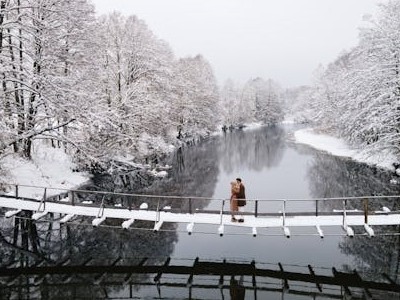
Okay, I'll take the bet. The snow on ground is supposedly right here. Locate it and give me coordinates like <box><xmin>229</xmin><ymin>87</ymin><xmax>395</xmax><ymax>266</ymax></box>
<box><xmin>243</xmin><ymin>122</ymin><xmax>263</xmax><ymax>130</ymax></box>
<box><xmin>1</xmin><ymin>144</ymin><xmax>91</xmax><ymax>198</ymax></box>
<box><xmin>0</xmin><ymin>142</ymin><xmax>170</xmax><ymax>199</ymax></box>
<box><xmin>294</xmin><ymin>128</ymin><xmax>398</xmax><ymax>172</ymax></box>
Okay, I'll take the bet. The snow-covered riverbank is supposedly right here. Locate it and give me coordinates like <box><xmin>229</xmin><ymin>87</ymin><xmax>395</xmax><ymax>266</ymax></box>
<box><xmin>2</xmin><ymin>125</ymin><xmax>398</xmax><ymax>199</ymax></box>
<box><xmin>1</xmin><ymin>145</ymin><xmax>91</xmax><ymax>198</ymax></box>
<box><xmin>294</xmin><ymin>128</ymin><xmax>399</xmax><ymax>173</ymax></box>
<box><xmin>0</xmin><ymin>144</ymin><xmax>169</xmax><ymax>198</ymax></box>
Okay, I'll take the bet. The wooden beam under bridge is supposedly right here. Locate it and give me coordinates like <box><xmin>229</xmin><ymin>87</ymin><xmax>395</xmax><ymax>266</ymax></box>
<box><xmin>0</xmin><ymin>258</ymin><xmax>399</xmax><ymax>295</ymax></box>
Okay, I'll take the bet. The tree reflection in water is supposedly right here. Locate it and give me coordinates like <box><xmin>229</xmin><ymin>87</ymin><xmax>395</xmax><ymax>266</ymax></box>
<box><xmin>0</xmin><ymin>130</ymin><xmax>225</xmax><ymax>299</ymax></box>
<box><xmin>219</xmin><ymin>125</ymin><xmax>285</xmax><ymax>173</ymax></box>
<box><xmin>0</xmin><ymin>211</ymin><xmax>179</xmax><ymax>298</ymax></box>
<box><xmin>307</xmin><ymin>153</ymin><xmax>400</xmax><ymax>282</ymax></box>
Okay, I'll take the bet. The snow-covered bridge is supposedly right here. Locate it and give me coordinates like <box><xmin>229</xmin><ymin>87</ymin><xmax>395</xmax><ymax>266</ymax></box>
<box><xmin>0</xmin><ymin>184</ymin><xmax>399</xmax><ymax>238</ymax></box>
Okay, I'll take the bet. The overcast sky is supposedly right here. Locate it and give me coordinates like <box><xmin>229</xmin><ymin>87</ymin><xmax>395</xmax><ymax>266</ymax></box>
<box><xmin>90</xmin><ymin>0</ymin><xmax>382</xmax><ymax>88</ymax></box>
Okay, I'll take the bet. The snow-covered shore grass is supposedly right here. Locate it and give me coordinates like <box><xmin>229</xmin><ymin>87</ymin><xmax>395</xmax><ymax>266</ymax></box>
<box><xmin>0</xmin><ymin>144</ymin><xmax>91</xmax><ymax>198</ymax></box>
<box><xmin>0</xmin><ymin>142</ymin><xmax>171</xmax><ymax>199</ymax></box>
<box><xmin>294</xmin><ymin>128</ymin><xmax>399</xmax><ymax>173</ymax></box>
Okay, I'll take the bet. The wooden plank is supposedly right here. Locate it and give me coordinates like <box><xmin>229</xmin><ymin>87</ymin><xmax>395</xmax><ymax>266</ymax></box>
<box><xmin>5</xmin><ymin>209</ymin><xmax>22</xmax><ymax>218</ymax></box>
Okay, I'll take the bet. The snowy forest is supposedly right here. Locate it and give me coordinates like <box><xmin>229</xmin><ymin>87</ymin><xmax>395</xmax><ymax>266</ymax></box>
<box><xmin>0</xmin><ymin>0</ymin><xmax>284</xmax><ymax>173</ymax></box>
<box><xmin>1</xmin><ymin>0</ymin><xmax>400</xmax><ymax>175</ymax></box>
<box><xmin>288</xmin><ymin>0</ymin><xmax>400</xmax><ymax>165</ymax></box>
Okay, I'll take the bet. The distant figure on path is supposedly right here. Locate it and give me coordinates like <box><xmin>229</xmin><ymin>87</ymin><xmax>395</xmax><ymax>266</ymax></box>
<box><xmin>230</xmin><ymin>178</ymin><xmax>246</xmax><ymax>222</ymax></box>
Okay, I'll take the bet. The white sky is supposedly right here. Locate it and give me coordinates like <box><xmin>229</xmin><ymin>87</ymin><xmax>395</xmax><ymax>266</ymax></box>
<box><xmin>93</xmin><ymin>0</ymin><xmax>380</xmax><ymax>87</ymax></box>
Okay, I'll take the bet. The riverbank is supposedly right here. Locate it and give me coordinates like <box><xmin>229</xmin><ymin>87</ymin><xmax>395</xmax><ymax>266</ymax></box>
<box><xmin>0</xmin><ymin>145</ymin><xmax>91</xmax><ymax>198</ymax></box>
<box><xmin>0</xmin><ymin>123</ymin><xmax>259</xmax><ymax>197</ymax></box>
<box><xmin>294</xmin><ymin>128</ymin><xmax>399</xmax><ymax>174</ymax></box>
<box><xmin>3</xmin><ymin>123</ymin><xmax>397</xmax><ymax>199</ymax></box>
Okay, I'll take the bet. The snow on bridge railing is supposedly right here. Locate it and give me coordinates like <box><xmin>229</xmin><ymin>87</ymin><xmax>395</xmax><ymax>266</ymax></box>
<box><xmin>1</xmin><ymin>183</ymin><xmax>400</xmax><ymax>237</ymax></box>
<box><xmin>1</xmin><ymin>183</ymin><xmax>399</xmax><ymax>218</ymax></box>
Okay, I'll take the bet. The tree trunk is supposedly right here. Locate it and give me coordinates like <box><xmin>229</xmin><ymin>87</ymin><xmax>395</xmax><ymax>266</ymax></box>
<box><xmin>17</xmin><ymin>0</ymin><xmax>25</xmax><ymax>148</ymax></box>
<box><xmin>24</xmin><ymin>6</ymin><xmax>44</xmax><ymax>158</ymax></box>
<box><xmin>0</xmin><ymin>0</ymin><xmax>17</xmax><ymax>152</ymax></box>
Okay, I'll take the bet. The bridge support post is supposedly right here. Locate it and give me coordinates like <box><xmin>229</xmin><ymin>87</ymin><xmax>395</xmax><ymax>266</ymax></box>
<box><xmin>219</xmin><ymin>200</ymin><xmax>225</xmax><ymax>225</ymax></box>
<box><xmin>316</xmin><ymin>225</ymin><xmax>324</xmax><ymax>238</ymax></box>
<box><xmin>187</xmin><ymin>222</ymin><xmax>194</xmax><ymax>235</ymax></box>
<box><xmin>363</xmin><ymin>198</ymin><xmax>368</xmax><ymax>224</ymax></box>
<box><xmin>218</xmin><ymin>225</ymin><xmax>224</xmax><ymax>237</ymax></box>
<box><xmin>156</xmin><ymin>199</ymin><xmax>160</xmax><ymax>222</ymax></box>
<box><xmin>68</xmin><ymin>191</ymin><xmax>75</xmax><ymax>206</ymax></box>
<box><xmin>364</xmin><ymin>224</ymin><xmax>374</xmax><ymax>237</ymax></box>
<box><xmin>282</xmin><ymin>200</ymin><xmax>286</xmax><ymax>226</ymax></box>
<box><xmin>37</xmin><ymin>188</ymin><xmax>47</xmax><ymax>213</ymax></box>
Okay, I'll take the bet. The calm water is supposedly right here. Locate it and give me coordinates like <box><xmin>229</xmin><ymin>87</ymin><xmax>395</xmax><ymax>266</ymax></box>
<box><xmin>138</xmin><ymin>124</ymin><xmax>400</xmax><ymax>298</ymax></box>
<box><xmin>1</xmin><ymin>124</ymin><xmax>399</xmax><ymax>299</ymax></box>
<box><xmin>172</xmin><ymin>125</ymin><xmax>353</xmax><ymax>265</ymax></box>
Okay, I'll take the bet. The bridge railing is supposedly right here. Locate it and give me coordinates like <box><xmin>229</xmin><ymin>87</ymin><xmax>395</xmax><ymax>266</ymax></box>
<box><xmin>1</xmin><ymin>183</ymin><xmax>400</xmax><ymax>220</ymax></box>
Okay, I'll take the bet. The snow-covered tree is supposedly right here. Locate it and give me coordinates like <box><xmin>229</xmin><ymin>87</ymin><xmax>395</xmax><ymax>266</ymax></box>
<box><xmin>69</xmin><ymin>12</ymin><xmax>178</xmax><ymax>166</ymax></box>
<box><xmin>283</xmin><ymin>85</ymin><xmax>314</xmax><ymax>123</ymax></box>
<box><xmin>0</xmin><ymin>0</ymin><xmax>95</xmax><ymax>158</ymax></box>
<box><xmin>297</xmin><ymin>0</ymin><xmax>400</xmax><ymax>163</ymax></box>
<box><xmin>219</xmin><ymin>79</ymin><xmax>238</xmax><ymax>127</ymax></box>
<box><xmin>0</xmin><ymin>3</ymin><xmax>224</xmax><ymax>171</ymax></box>
<box><xmin>245</xmin><ymin>77</ymin><xmax>284</xmax><ymax>125</ymax></box>
<box><xmin>219</xmin><ymin>77</ymin><xmax>284</xmax><ymax>127</ymax></box>
<box><xmin>172</xmin><ymin>55</ymin><xmax>220</xmax><ymax>139</ymax></box>
<box><xmin>346</xmin><ymin>0</ymin><xmax>400</xmax><ymax>157</ymax></box>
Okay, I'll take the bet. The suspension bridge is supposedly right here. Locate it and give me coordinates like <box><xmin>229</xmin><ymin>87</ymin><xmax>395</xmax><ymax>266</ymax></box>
<box><xmin>0</xmin><ymin>184</ymin><xmax>399</xmax><ymax>238</ymax></box>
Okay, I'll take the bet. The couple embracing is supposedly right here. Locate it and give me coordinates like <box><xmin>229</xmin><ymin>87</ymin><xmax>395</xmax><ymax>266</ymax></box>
<box><xmin>230</xmin><ymin>178</ymin><xmax>246</xmax><ymax>222</ymax></box>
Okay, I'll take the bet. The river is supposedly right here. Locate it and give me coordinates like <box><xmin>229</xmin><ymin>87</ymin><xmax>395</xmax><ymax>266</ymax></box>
<box><xmin>1</xmin><ymin>124</ymin><xmax>399</xmax><ymax>299</ymax></box>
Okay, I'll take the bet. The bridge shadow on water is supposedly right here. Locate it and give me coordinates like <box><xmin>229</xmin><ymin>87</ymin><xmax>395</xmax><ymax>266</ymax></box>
<box><xmin>1</xmin><ymin>254</ymin><xmax>400</xmax><ymax>299</ymax></box>
<box><xmin>0</xmin><ymin>211</ymin><xmax>399</xmax><ymax>300</ymax></box>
